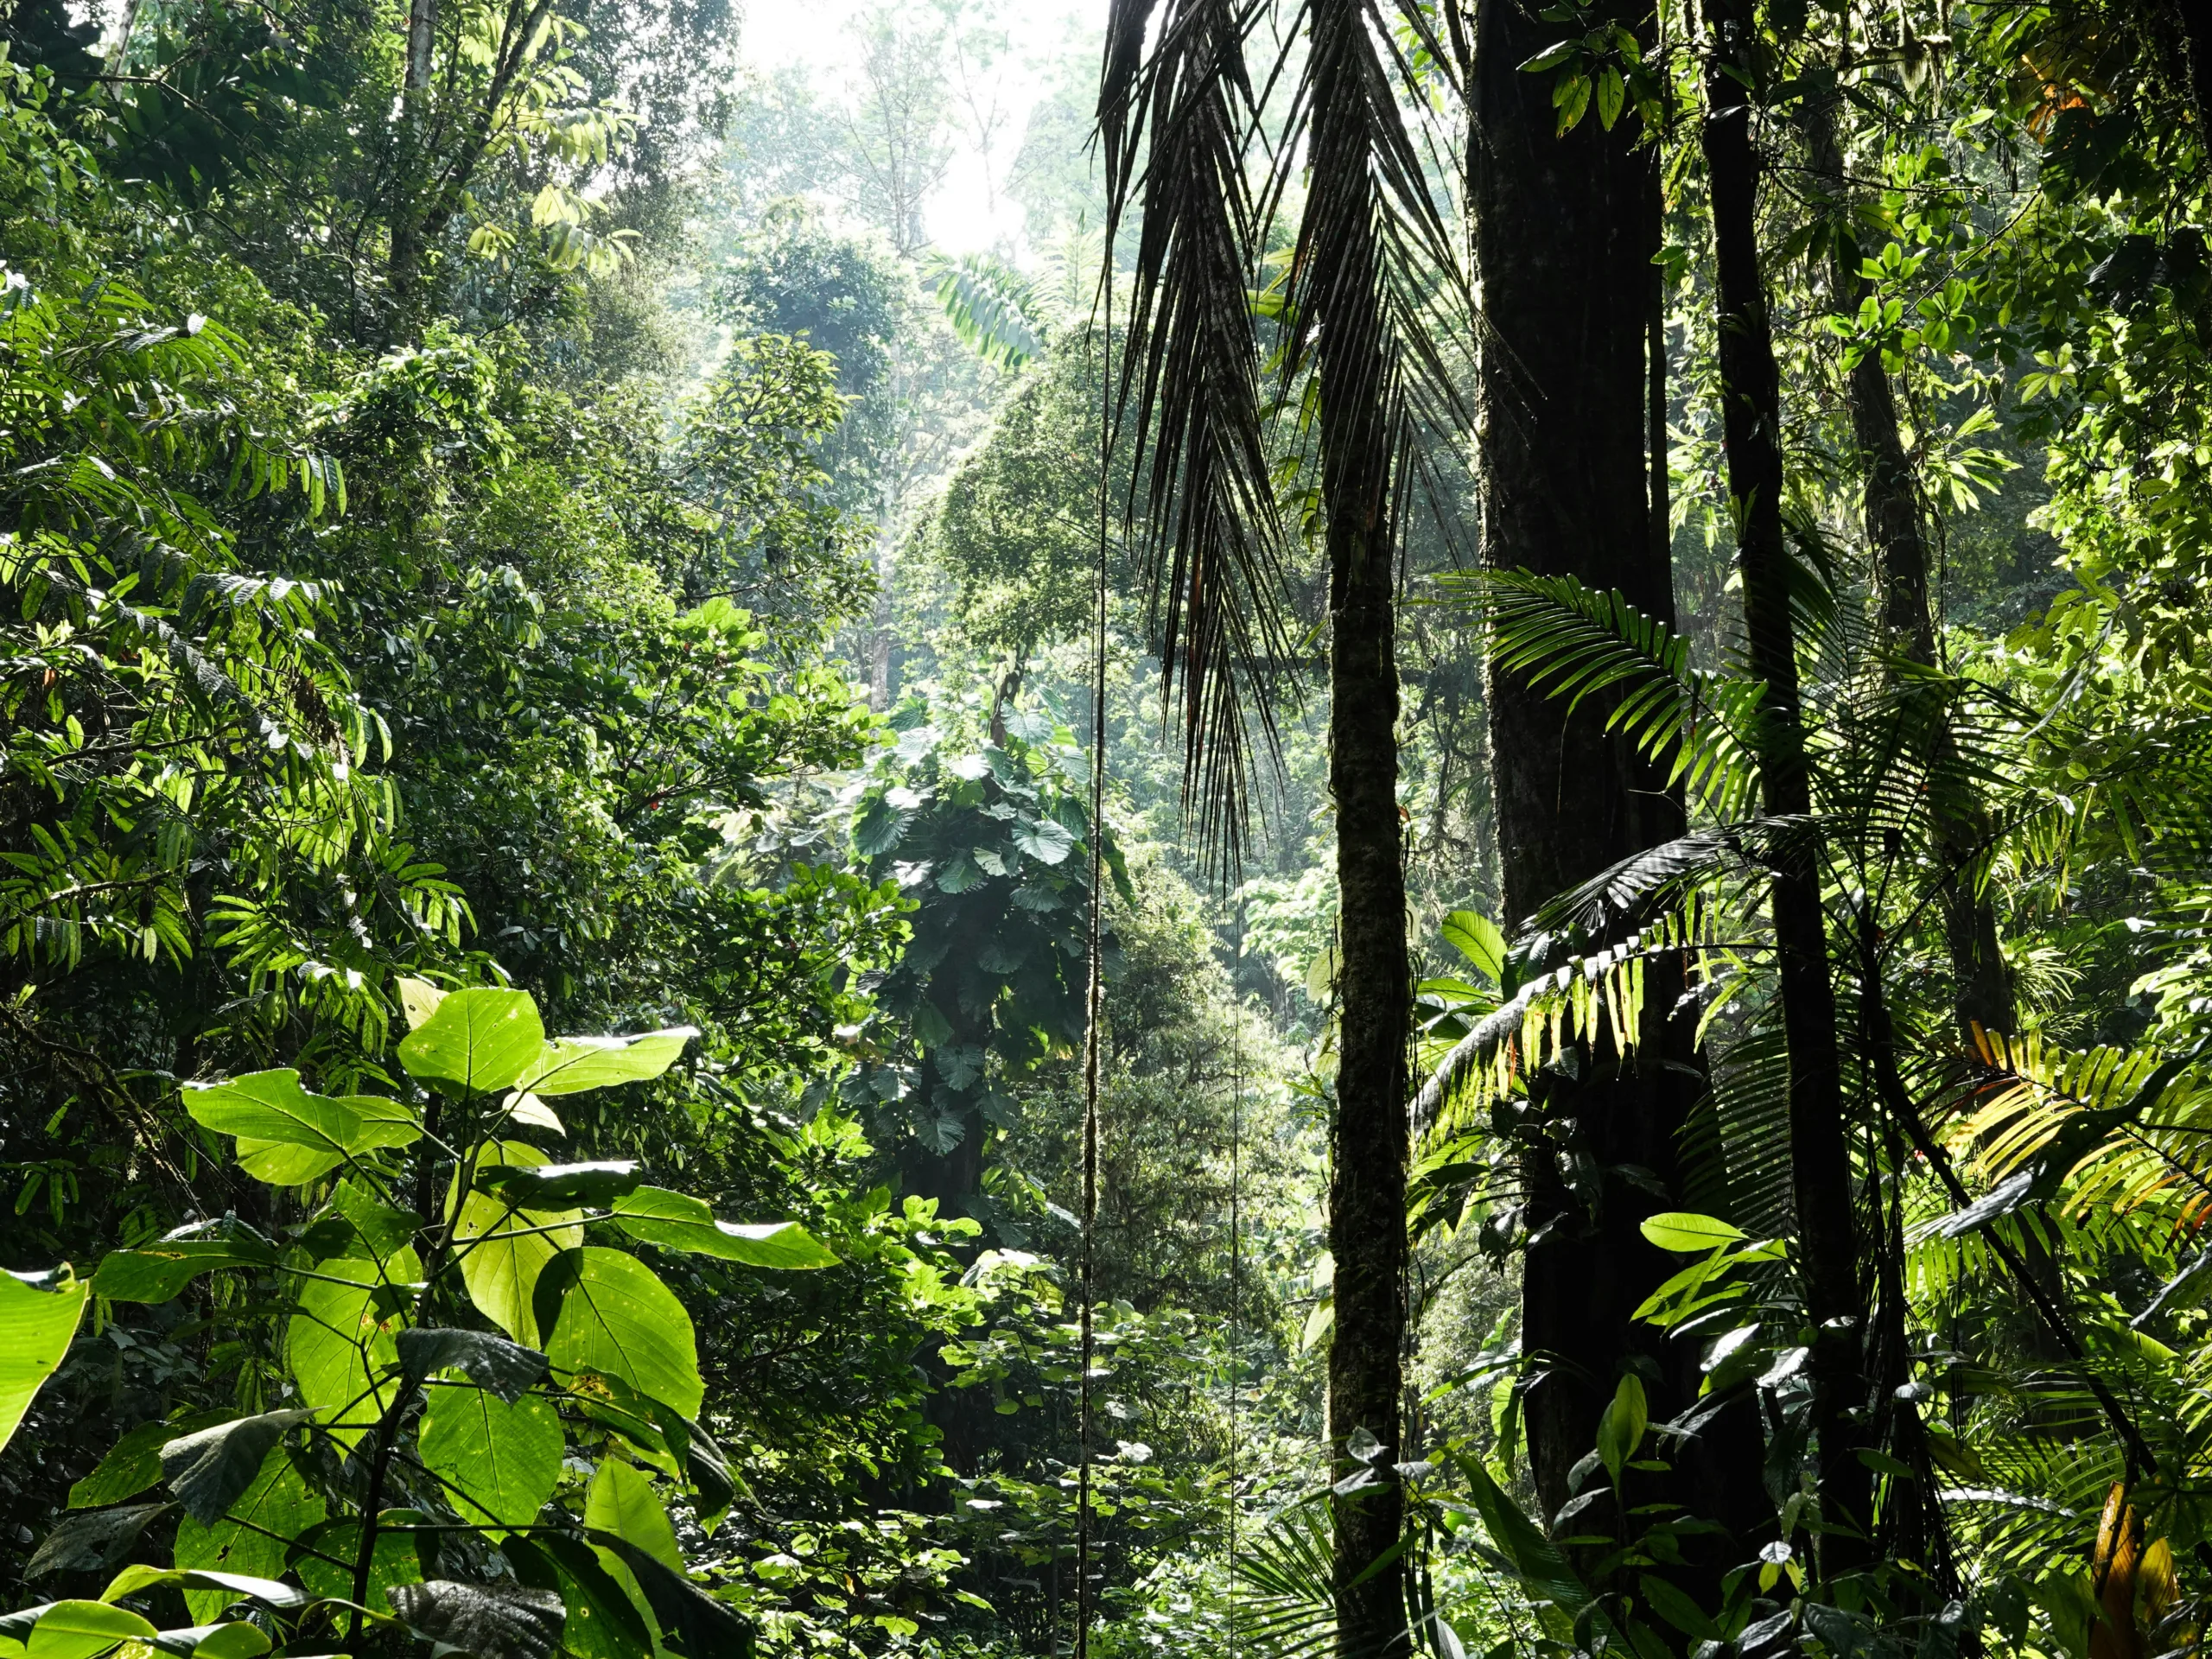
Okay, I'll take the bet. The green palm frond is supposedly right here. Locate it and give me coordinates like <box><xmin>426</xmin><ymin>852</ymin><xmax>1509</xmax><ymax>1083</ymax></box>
<box><xmin>1941</xmin><ymin>1029</ymin><xmax>2212</xmax><ymax>1234</ymax></box>
<box><xmin>1234</xmin><ymin>1497</ymin><xmax>1337</xmax><ymax>1657</ymax></box>
<box><xmin>1099</xmin><ymin>0</ymin><xmax>1294</xmax><ymax>865</ymax></box>
<box><xmin>1450</xmin><ymin>569</ymin><xmax>1766</xmax><ymax>818</ymax></box>
<box><xmin>923</xmin><ymin>251</ymin><xmax>1051</xmax><ymax>372</ymax></box>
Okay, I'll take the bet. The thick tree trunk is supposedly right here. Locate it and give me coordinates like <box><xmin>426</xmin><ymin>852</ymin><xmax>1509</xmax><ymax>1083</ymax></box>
<box><xmin>1696</xmin><ymin>0</ymin><xmax>1870</xmax><ymax>1573</ymax></box>
<box><xmin>1311</xmin><ymin>6</ymin><xmax>1410</xmax><ymax>1653</ymax></box>
<box><xmin>1472</xmin><ymin>0</ymin><xmax>1765</xmax><ymax>1580</ymax></box>
<box><xmin>1804</xmin><ymin>89</ymin><xmax>2012</xmax><ymax>1043</ymax></box>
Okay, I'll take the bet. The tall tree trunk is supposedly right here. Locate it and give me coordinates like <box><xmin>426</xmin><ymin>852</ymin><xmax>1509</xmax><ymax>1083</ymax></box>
<box><xmin>1473</xmin><ymin>0</ymin><xmax>1765</xmax><ymax>1580</ymax></box>
<box><xmin>388</xmin><ymin>0</ymin><xmax>439</xmax><ymax>323</ymax></box>
<box><xmin>1803</xmin><ymin>87</ymin><xmax>2012</xmax><ymax>1042</ymax></box>
<box><xmin>1312</xmin><ymin>3</ymin><xmax>1410</xmax><ymax>1650</ymax></box>
<box><xmin>1696</xmin><ymin>0</ymin><xmax>1870</xmax><ymax>1573</ymax></box>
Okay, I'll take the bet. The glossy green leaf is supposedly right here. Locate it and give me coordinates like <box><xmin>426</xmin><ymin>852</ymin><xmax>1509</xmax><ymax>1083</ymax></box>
<box><xmin>293</xmin><ymin>1515</ymin><xmax>426</xmax><ymax>1612</ymax></box>
<box><xmin>172</xmin><ymin>1448</ymin><xmax>325</xmax><ymax>1622</ymax></box>
<box><xmin>1638</xmin><ymin>1212</ymin><xmax>1748</xmax><ymax>1253</ymax></box>
<box><xmin>503</xmin><ymin>1535</ymin><xmax>654</xmax><ymax>1659</ymax></box>
<box><xmin>92</xmin><ymin>1241</ymin><xmax>279</xmax><ymax>1304</ymax></box>
<box><xmin>232</xmin><ymin>1140</ymin><xmax>344</xmax><ymax>1185</ymax></box>
<box><xmin>12</xmin><ymin>1601</ymin><xmax>156</xmax><ymax>1659</ymax></box>
<box><xmin>584</xmin><ymin>1460</ymin><xmax>682</xmax><ymax>1573</ymax></box>
<box><xmin>161</xmin><ymin>1410</ymin><xmax>313</xmax><ymax>1522</ymax></box>
<box><xmin>399</xmin><ymin>989</ymin><xmax>546</xmax><ymax>1096</ymax></box>
<box><xmin>0</xmin><ymin>1267</ymin><xmax>88</xmax><ymax>1455</ymax></box>
<box><xmin>98</xmin><ymin>1567</ymin><xmax>306</xmax><ymax>1611</ymax></box>
<box><xmin>610</xmin><ymin>1189</ymin><xmax>836</xmax><ymax>1268</ymax></box>
<box><xmin>187</xmin><ymin>1624</ymin><xmax>269</xmax><ymax>1659</ymax></box>
<box><xmin>453</xmin><ymin>1142</ymin><xmax>582</xmax><ymax>1346</ymax></box>
<box><xmin>543</xmin><ymin>1248</ymin><xmax>704</xmax><ymax>1420</ymax></box>
<box><xmin>1440</xmin><ymin>909</ymin><xmax>1507</xmax><ymax>982</ymax></box>
<box><xmin>420</xmin><ymin>1387</ymin><xmax>562</xmax><ymax>1530</ymax></box>
<box><xmin>286</xmin><ymin>1249</ymin><xmax>418</xmax><ymax>1452</ymax></box>
<box><xmin>397</xmin><ymin>976</ymin><xmax>447</xmax><ymax>1030</ymax></box>
<box><xmin>181</xmin><ymin>1072</ymin><xmax>418</xmax><ymax>1184</ymax></box>
<box><xmin>512</xmin><ymin>1030</ymin><xmax>697</xmax><ymax>1097</ymax></box>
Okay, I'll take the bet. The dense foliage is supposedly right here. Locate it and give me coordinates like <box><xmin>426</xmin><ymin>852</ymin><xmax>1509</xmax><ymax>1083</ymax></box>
<box><xmin>16</xmin><ymin>4</ymin><xmax>2212</xmax><ymax>1659</ymax></box>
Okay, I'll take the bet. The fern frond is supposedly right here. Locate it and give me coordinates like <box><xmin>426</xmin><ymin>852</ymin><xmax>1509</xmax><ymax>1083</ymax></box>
<box><xmin>1446</xmin><ymin>569</ymin><xmax>1766</xmax><ymax>819</ymax></box>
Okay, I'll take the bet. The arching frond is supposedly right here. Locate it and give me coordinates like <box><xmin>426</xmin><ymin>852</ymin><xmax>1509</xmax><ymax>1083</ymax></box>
<box><xmin>1446</xmin><ymin>569</ymin><xmax>1766</xmax><ymax>819</ymax></box>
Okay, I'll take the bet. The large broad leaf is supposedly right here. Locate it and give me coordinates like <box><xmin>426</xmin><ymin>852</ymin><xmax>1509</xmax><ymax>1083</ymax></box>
<box><xmin>3</xmin><ymin>1601</ymin><xmax>156</xmax><ymax>1659</ymax></box>
<box><xmin>1009</xmin><ymin>817</ymin><xmax>1075</xmax><ymax>865</ymax></box>
<box><xmin>231</xmin><ymin>1140</ymin><xmax>346</xmax><ymax>1186</ymax></box>
<box><xmin>584</xmin><ymin>1462</ymin><xmax>681</xmax><ymax>1572</ymax></box>
<box><xmin>181</xmin><ymin>1072</ymin><xmax>418</xmax><ymax>1180</ymax></box>
<box><xmin>397</xmin><ymin>976</ymin><xmax>447</xmax><ymax>1030</ymax></box>
<box><xmin>399</xmin><ymin>990</ymin><xmax>546</xmax><ymax>1096</ymax></box>
<box><xmin>396</xmin><ymin>1328</ymin><xmax>547</xmax><ymax>1402</ymax></box>
<box><xmin>419</xmin><ymin>1387</ymin><xmax>562</xmax><ymax>1531</ymax></box>
<box><xmin>70</xmin><ymin>1413</ymin><xmax>232</xmax><ymax>1509</ymax></box>
<box><xmin>99</xmin><ymin>1567</ymin><xmax>307</xmax><ymax>1611</ymax></box>
<box><xmin>286</xmin><ymin>1249</ymin><xmax>418</xmax><ymax>1452</ymax></box>
<box><xmin>171</xmin><ymin>1449</ymin><xmax>325</xmax><ymax>1623</ymax></box>
<box><xmin>452</xmin><ymin>1143</ymin><xmax>582</xmax><ymax>1346</ymax></box>
<box><xmin>292</xmin><ymin>1515</ymin><xmax>424</xmax><ymax>1612</ymax></box>
<box><xmin>540</xmin><ymin>1249</ymin><xmax>703</xmax><ymax>1420</ymax></box>
<box><xmin>0</xmin><ymin>1267</ymin><xmax>88</xmax><ymax>1455</ymax></box>
<box><xmin>92</xmin><ymin>1241</ymin><xmax>279</xmax><ymax>1305</ymax></box>
<box><xmin>589</xmin><ymin>1536</ymin><xmax>753</xmax><ymax>1659</ymax></box>
<box><xmin>502</xmin><ymin>1535</ymin><xmax>653</xmax><ymax>1659</ymax></box>
<box><xmin>474</xmin><ymin>1162</ymin><xmax>644</xmax><ymax>1209</ymax></box>
<box><xmin>609</xmin><ymin>1190</ymin><xmax>836</xmax><ymax>1268</ymax></box>
<box><xmin>161</xmin><ymin>1412</ymin><xmax>313</xmax><ymax>1523</ymax></box>
<box><xmin>388</xmin><ymin>1583</ymin><xmax>564</xmax><ymax>1659</ymax></box>
<box><xmin>512</xmin><ymin>1031</ymin><xmax>698</xmax><ymax>1098</ymax></box>
<box><xmin>24</xmin><ymin>1507</ymin><xmax>173</xmax><ymax>1578</ymax></box>
<box><xmin>1440</xmin><ymin>909</ymin><xmax>1507</xmax><ymax>982</ymax></box>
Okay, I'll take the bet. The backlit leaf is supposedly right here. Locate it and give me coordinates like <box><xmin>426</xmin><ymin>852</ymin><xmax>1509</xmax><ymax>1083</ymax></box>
<box><xmin>0</xmin><ymin>1267</ymin><xmax>88</xmax><ymax>1456</ymax></box>
<box><xmin>609</xmin><ymin>1189</ymin><xmax>836</xmax><ymax>1268</ymax></box>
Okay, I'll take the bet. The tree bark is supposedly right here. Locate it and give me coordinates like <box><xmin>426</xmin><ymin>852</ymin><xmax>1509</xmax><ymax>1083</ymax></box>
<box><xmin>1803</xmin><ymin>86</ymin><xmax>2012</xmax><ymax>1043</ymax></box>
<box><xmin>1696</xmin><ymin>0</ymin><xmax>1870</xmax><ymax>1573</ymax></box>
<box><xmin>1310</xmin><ymin>4</ymin><xmax>1410</xmax><ymax>1652</ymax></box>
<box><xmin>387</xmin><ymin>0</ymin><xmax>439</xmax><ymax>318</ymax></box>
<box><xmin>1472</xmin><ymin>0</ymin><xmax>1766</xmax><ymax>1582</ymax></box>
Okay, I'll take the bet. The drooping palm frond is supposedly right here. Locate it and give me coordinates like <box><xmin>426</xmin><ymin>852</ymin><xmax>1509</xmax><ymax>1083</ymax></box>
<box><xmin>923</xmin><ymin>251</ymin><xmax>1051</xmax><ymax>372</ymax></box>
<box><xmin>1099</xmin><ymin>0</ymin><xmax>1471</xmax><ymax>866</ymax></box>
<box><xmin>1098</xmin><ymin>0</ymin><xmax>1292</xmax><ymax>865</ymax></box>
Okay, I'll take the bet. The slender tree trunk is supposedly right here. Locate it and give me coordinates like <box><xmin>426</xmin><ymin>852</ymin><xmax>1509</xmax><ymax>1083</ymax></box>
<box><xmin>1649</xmin><ymin>156</ymin><xmax>1673</xmax><ymax>576</ymax></box>
<box><xmin>1310</xmin><ymin>3</ymin><xmax>1409</xmax><ymax>1651</ymax></box>
<box><xmin>388</xmin><ymin>0</ymin><xmax>439</xmax><ymax>322</ymax></box>
<box><xmin>1696</xmin><ymin>0</ymin><xmax>1870</xmax><ymax>1573</ymax></box>
<box><xmin>1804</xmin><ymin>88</ymin><xmax>2012</xmax><ymax>1042</ymax></box>
<box><xmin>1472</xmin><ymin>0</ymin><xmax>1767</xmax><ymax>1583</ymax></box>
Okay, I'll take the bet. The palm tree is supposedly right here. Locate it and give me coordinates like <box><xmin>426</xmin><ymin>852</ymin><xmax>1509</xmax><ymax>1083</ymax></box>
<box><xmin>1098</xmin><ymin>2</ymin><xmax>1465</xmax><ymax>1651</ymax></box>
